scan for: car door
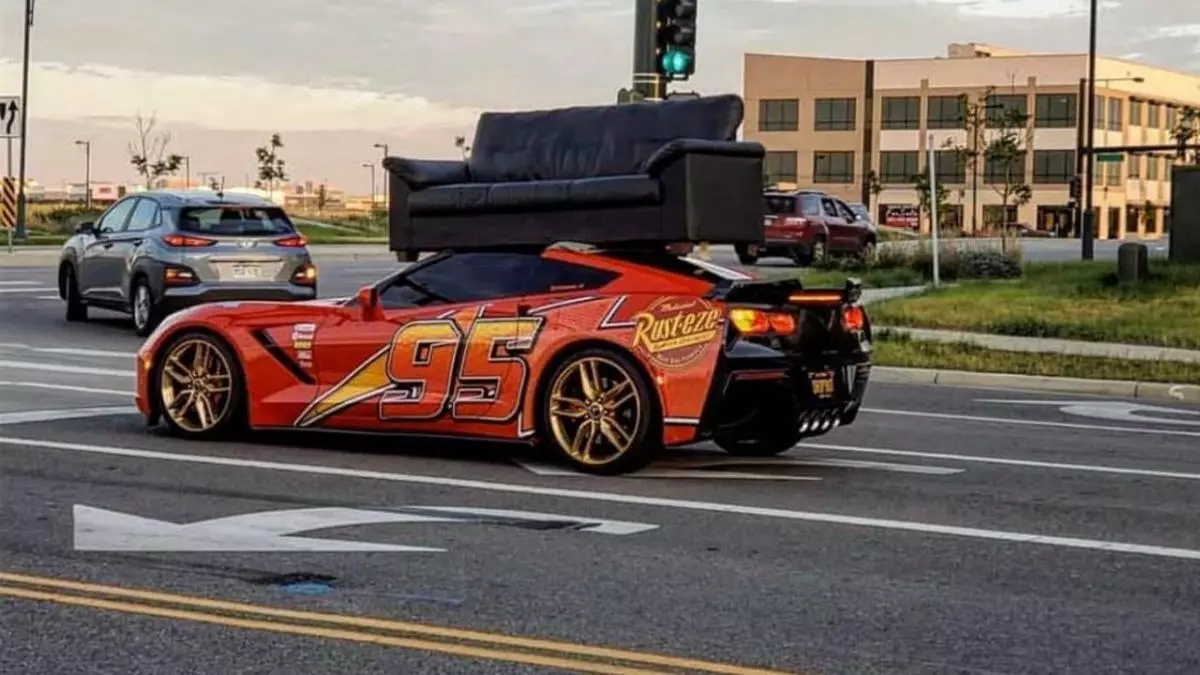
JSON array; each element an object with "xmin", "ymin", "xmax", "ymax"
[
  {"xmin": 105, "ymin": 197, "xmax": 162, "ymax": 306},
  {"xmin": 833, "ymin": 199, "xmax": 868, "ymax": 251},
  {"xmin": 79, "ymin": 197, "xmax": 138, "ymax": 302},
  {"xmin": 819, "ymin": 196, "xmax": 851, "ymax": 252},
  {"xmin": 296, "ymin": 252, "xmax": 554, "ymax": 433}
]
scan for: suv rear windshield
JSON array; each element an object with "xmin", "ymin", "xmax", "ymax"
[
  {"xmin": 763, "ymin": 195, "xmax": 795, "ymax": 215},
  {"xmin": 177, "ymin": 206, "xmax": 295, "ymax": 236}
]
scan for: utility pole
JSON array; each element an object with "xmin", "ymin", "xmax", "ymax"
[
  {"xmin": 74, "ymin": 140, "xmax": 91, "ymax": 208},
  {"xmin": 15, "ymin": 0, "xmax": 34, "ymax": 240},
  {"xmin": 1073, "ymin": 78, "xmax": 1087, "ymax": 239},
  {"xmin": 183, "ymin": 155, "xmax": 191, "ymax": 189},
  {"xmin": 1082, "ymin": 0, "xmax": 1099, "ymax": 260}
]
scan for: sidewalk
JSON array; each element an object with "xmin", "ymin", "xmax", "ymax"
[{"xmin": 880, "ymin": 326, "xmax": 1200, "ymax": 364}]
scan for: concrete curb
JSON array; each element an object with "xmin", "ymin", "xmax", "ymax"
[
  {"xmin": 872, "ymin": 366, "xmax": 1200, "ymax": 403},
  {"xmin": 879, "ymin": 326, "xmax": 1200, "ymax": 364}
]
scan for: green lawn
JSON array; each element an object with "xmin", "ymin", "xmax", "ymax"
[
  {"xmin": 869, "ymin": 261, "xmax": 1200, "ymax": 349},
  {"xmin": 874, "ymin": 331, "xmax": 1200, "ymax": 385}
]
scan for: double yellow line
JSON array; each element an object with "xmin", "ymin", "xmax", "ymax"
[{"xmin": 0, "ymin": 572, "xmax": 795, "ymax": 674}]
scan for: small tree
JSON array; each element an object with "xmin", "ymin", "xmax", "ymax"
[
  {"xmin": 913, "ymin": 171, "xmax": 949, "ymax": 233},
  {"xmin": 255, "ymin": 133, "xmax": 288, "ymax": 192},
  {"xmin": 316, "ymin": 183, "xmax": 328, "ymax": 213},
  {"xmin": 453, "ymin": 135, "xmax": 471, "ymax": 159},
  {"xmin": 865, "ymin": 169, "xmax": 883, "ymax": 208},
  {"xmin": 1171, "ymin": 106, "xmax": 1199, "ymax": 164},
  {"xmin": 128, "ymin": 111, "xmax": 183, "ymax": 190},
  {"xmin": 983, "ymin": 105, "xmax": 1033, "ymax": 228}
]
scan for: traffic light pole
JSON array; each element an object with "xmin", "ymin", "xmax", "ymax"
[
  {"xmin": 632, "ymin": 0, "xmax": 666, "ymax": 100},
  {"xmin": 1081, "ymin": 0, "xmax": 1098, "ymax": 261}
]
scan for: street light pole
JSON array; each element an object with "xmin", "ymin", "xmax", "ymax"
[
  {"xmin": 1082, "ymin": 0, "xmax": 1099, "ymax": 260},
  {"xmin": 15, "ymin": 0, "xmax": 34, "ymax": 240},
  {"xmin": 373, "ymin": 143, "xmax": 389, "ymax": 208},
  {"xmin": 362, "ymin": 162, "xmax": 376, "ymax": 207},
  {"xmin": 74, "ymin": 140, "xmax": 91, "ymax": 209}
]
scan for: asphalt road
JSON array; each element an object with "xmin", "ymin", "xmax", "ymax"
[{"xmin": 3, "ymin": 261, "xmax": 1200, "ymax": 674}]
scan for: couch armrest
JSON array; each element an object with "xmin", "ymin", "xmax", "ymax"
[
  {"xmin": 383, "ymin": 157, "xmax": 470, "ymax": 189},
  {"xmin": 642, "ymin": 140, "xmax": 765, "ymax": 176}
]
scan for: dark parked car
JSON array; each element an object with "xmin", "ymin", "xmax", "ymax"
[
  {"xmin": 58, "ymin": 190, "xmax": 317, "ymax": 335},
  {"xmin": 737, "ymin": 190, "xmax": 877, "ymax": 266}
]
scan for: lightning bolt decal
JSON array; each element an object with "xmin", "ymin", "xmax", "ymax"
[{"xmin": 295, "ymin": 346, "xmax": 393, "ymax": 427}]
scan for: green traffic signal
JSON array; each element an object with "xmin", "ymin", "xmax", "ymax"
[{"xmin": 661, "ymin": 49, "xmax": 692, "ymax": 75}]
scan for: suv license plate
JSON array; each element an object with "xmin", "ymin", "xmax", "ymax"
[{"xmin": 232, "ymin": 265, "xmax": 261, "ymax": 280}]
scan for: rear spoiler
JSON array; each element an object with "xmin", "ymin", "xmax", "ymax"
[{"xmin": 707, "ymin": 277, "xmax": 863, "ymax": 306}]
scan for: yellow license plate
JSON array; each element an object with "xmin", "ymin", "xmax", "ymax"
[{"xmin": 810, "ymin": 371, "xmax": 835, "ymax": 398}]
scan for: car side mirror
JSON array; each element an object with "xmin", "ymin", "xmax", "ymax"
[
  {"xmin": 75, "ymin": 221, "xmax": 95, "ymax": 235},
  {"xmin": 356, "ymin": 285, "xmax": 384, "ymax": 321}
]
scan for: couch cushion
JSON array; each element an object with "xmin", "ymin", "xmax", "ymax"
[
  {"xmin": 468, "ymin": 95, "xmax": 744, "ymax": 183},
  {"xmin": 410, "ymin": 176, "xmax": 660, "ymax": 215}
]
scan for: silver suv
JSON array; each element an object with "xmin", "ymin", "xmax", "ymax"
[{"xmin": 58, "ymin": 190, "xmax": 317, "ymax": 335}]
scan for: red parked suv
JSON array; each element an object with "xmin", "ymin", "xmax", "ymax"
[{"xmin": 736, "ymin": 190, "xmax": 877, "ymax": 266}]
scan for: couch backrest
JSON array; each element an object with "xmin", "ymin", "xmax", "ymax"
[{"xmin": 468, "ymin": 94, "xmax": 744, "ymax": 183}]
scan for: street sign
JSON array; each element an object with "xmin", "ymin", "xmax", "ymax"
[
  {"xmin": 73, "ymin": 504, "xmax": 657, "ymax": 552},
  {"xmin": 1095, "ymin": 152, "xmax": 1123, "ymax": 162},
  {"xmin": 0, "ymin": 97, "xmax": 21, "ymax": 139},
  {"xmin": 1, "ymin": 177, "xmax": 17, "ymax": 230}
]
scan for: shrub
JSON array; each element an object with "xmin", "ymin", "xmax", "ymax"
[{"xmin": 958, "ymin": 250, "xmax": 1022, "ymax": 280}]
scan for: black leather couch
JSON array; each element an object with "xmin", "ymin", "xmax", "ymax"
[{"xmin": 384, "ymin": 94, "xmax": 766, "ymax": 255}]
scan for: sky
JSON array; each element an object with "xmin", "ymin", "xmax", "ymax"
[{"xmin": 0, "ymin": 0, "xmax": 1197, "ymax": 194}]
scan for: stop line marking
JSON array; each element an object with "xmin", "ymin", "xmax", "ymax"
[{"xmin": 5, "ymin": 434, "xmax": 1200, "ymax": 561}]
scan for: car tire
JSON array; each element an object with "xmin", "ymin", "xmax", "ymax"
[
  {"xmin": 715, "ymin": 423, "xmax": 802, "ymax": 456},
  {"xmin": 794, "ymin": 237, "xmax": 826, "ymax": 266},
  {"xmin": 538, "ymin": 347, "xmax": 660, "ymax": 475},
  {"xmin": 858, "ymin": 239, "xmax": 876, "ymax": 263},
  {"xmin": 154, "ymin": 331, "xmax": 246, "ymax": 440},
  {"xmin": 62, "ymin": 265, "xmax": 87, "ymax": 322},
  {"xmin": 735, "ymin": 244, "xmax": 760, "ymax": 266},
  {"xmin": 131, "ymin": 277, "xmax": 161, "ymax": 337}
]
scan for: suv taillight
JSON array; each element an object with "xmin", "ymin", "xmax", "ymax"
[
  {"xmin": 162, "ymin": 233, "xmax": 216, "ymax": 247},
  {"xmin": 276, "ymin": 235, "xmax": 308, "ymax": 248}
]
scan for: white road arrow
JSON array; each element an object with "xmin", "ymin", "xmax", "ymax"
[
  {"xmin": 73, "ymin": 504, "xmax": 658, "ymax": 552},
  {"xmin": 976, "ymin": 399, "xmax": 1200, "ymax": 427}
]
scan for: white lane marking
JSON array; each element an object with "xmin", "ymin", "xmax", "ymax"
[
  {"xmin": 516, "ymin": 460, "xmax": 821, "ymax": 481},
  {"xmin": 0, "ymin": 360, "xmax": 132, "ymax": 378},
  {"xmin": 801, "ymin": 441, "xmax": 1200, "ymax": 482},
  {"xmin": 0, "ymin": 407, "xmax": 135, "ymax": 426},
  {"xmin": 975, "ymin": 399, "xmax": 1200, "ymax": 427},
  {"xmin": 863, "ymin": 407, "xmax": 1200, "ymax": 439},
  {"xmin": 0, "ymin": 344, "xmax": 137, "ymax": 359},
  {"xmin": 783, "ymin": 457, "xmax": 962, "ymax": 475},
  {"xmin": 0, "ymin": 287, "xmax": 57, "ymax": 294},
  {"xmin": 0, "ymin": 381, "xmax": 131, "ymax": 397},
  {"xmin": 0, "ymin": 281, "xmax": 37, "ymax": 286},
  {"xmin": 6, "ymin": 435, "xmax": 1200, "ymax": 561},
  {"xmin": 37, "ymin": 296, "xmax": 61, "ymax": 300}
]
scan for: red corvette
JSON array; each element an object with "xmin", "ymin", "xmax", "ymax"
[{"xmin": 135, "ymin": 246, "xmax": 872, "ymax": 474}]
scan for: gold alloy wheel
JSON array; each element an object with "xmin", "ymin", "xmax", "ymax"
[
  {"xmin": 548, "ymin": 356, "xmax": 642, "ymax": 466},
  {"xmin": 158, "ymin": 338, "xmax": 234, "ymax": 433}
]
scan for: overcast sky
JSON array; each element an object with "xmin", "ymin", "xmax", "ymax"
[{"xmin": 0, "ymin": 0, "xmax": 1196, "ymax": 193}]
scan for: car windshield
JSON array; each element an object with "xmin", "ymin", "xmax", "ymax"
[
  {"xmin": 177, "ymin": 206, "xmax": 295, "ymax": 236},
  {"xmin": 848, "ymin": 203, "xmax": 869, "ymax": 218}
]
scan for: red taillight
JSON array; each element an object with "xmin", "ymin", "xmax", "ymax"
[
  {"xmin": 291, "ymin": 263, "xmax": 317, "ymax": 286},
  {"xmin": 842, "ymin": 305, "xmax": 866, "ymax": 332},
  {"xmin": 782, "ymin": 217, "xmax": 808, "ymax": 228},
  {"xmin": 729, "ymin": 308, "xmax": 796, "ymax": 336},
  {"xmin": 162, "ymin": 233, "xmax": 216, "ymax": 247},
  {"xmin": 788, "ymin": 291, "xmax": 843, "ymax": 305},
  {"xmin": 276, "ymin": 235, "xmax": 308, "ymax": 247}
]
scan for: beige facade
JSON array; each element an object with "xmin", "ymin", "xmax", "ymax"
[{"xmin": 744, "ymin": 43, "xmax": 1200, "ymax": 239}]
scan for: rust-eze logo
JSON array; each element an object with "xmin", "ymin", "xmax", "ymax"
[{"xmin": 631, "ymin": 297, "xmax": 721, "ymax": 368}]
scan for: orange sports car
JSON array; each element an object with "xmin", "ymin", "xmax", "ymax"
[{"xmin": 134, "ymin": 246, "xmax": 872, "ymax": 474}]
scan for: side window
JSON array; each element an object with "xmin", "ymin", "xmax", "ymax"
[
  {"xmin": 820, "ymin": 198, "xmax": 841, "ymax": 219},
  {"xmin": 799, "ymin": 194, "xmax": 823, "ymax": 217},
  {"xmin": 834, "ymin": 200, "xmax": 857, "ymax": 222},
  {"xmin": 123, "ymin": 199, "xmax": 161, "ymax": 232},
  {"xmin": 95, "ymin": 198, "xmax": 138, "ymax": 234},
  {"xmin": 379, "ymin": 253, "xmax": 617, "ymax": 310}
]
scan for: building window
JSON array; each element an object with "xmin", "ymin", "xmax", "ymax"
[
  {"xmin": 934, "ymin": 150, "xmax": 965, "ymax": 184},
  {"xmin": 758, "ymin": 99, "xmax": 799, "ymax": 132},
  {"xmin": 1107, "ymin": 98, "xmax": 1122, "ymax": 131},
  {"xmin": 1035, "ymin": 93, "xmax": 1077, "ymax": 128},
  {"xmin": 928, "ymin": 96, "xmax": 965, "ymax": 129},
  {"xmin": 813, "ymin": 151, "xmax": 854, "ymax": 183},
  {"xmin": 984, "ymin": 152, "xmax": 1027, "ymax": 184},
  {"xmin": 1128, "ymin": 154, "xmax": 1141, "ymax": 179},
  {"xmin": 764, "ymin": 151, "xmax": 798, "ymax": 183},
  {"xmin": 881, "ymin": 96, "xmax": 920, "ymax": 130},
  {"xmin": 1147, "ymin": 155, "xmax": 1160, "ymax": 181},
  {"xmin": 1167, "ymin": 105, "xmax": 1178, "ymax": 129},
  {"xmin": 1146, "ymin": 205, "xmax": 1158, "ymax": 233},
  {"xmin": 983, "ymin": 205, "xmax": 1018, "ymax": 227},
  {"xmin": 1033, "ymin": 150, "xmax": 1074, "ymax": 184},
  {"xmin": 880, "ymin": 151, "xmax": 919, "ymax": 183},
  {"xmin": 986, "ymin": 94, "xmax": 1027, "ymax": 124},
  {"xmin": 1130, "ymin": 100, "xmax": 1143, "ymax": 126},
  {"xmin": 814, "ymin": 98, "xmax": 856, "ymax": 131},
  {"xmin": 1148, "ymin": 102, "xmax": 1161, "ymax": 128},
  {"xmin": 1105, "ymin": 159, "xmax": 1122, "ymax": 187}
]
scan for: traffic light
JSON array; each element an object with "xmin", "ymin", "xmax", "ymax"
[
  {"xmin": 655, "ymin": 0, "xmax": 697, "ymax": 81},
  {"xmin": 1068, "ymin": 175, "xmax": 1081, "ymax": 201}
]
